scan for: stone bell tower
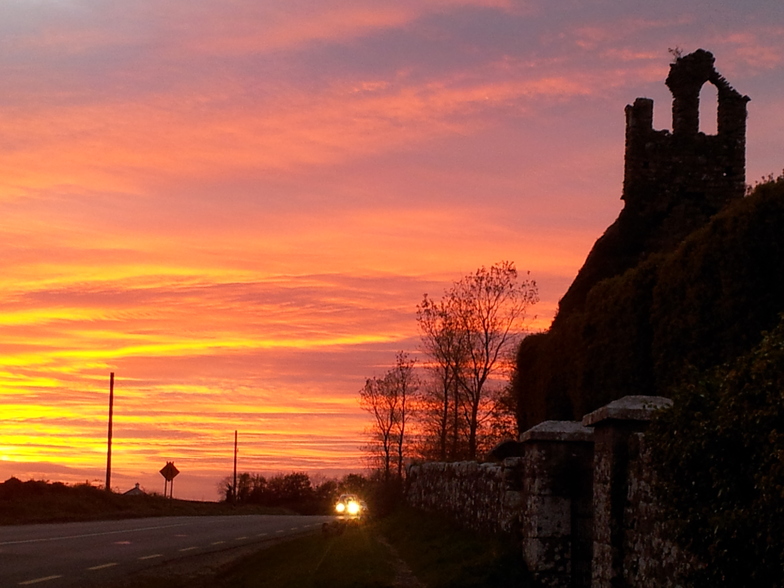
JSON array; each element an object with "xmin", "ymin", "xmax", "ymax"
[
  {"xmin": 556, "ymin": 49, "xmax": 749, "ymax": 317},
  {"xmin": 622, "ymin": 49, "xmax": 749, "ymax": 224}
]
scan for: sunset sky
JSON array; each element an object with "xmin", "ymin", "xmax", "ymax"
[{"xmin": 2, "ymin": 0, "xmax": 784, "ymax": 500}]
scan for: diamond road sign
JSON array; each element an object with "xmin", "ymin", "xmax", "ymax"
[{"xmin": 159, "ymin": 462, "xmax": 180, "ymax": 481}]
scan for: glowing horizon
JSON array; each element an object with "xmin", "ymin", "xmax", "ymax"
[{"xmin": 2, "ymin": 0, "xmax": 784, "ymax": 499}]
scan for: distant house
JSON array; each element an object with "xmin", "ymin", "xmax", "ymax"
[{"xmin": 123, "ymin": 483, "xmax": 145, "ymax": 496}]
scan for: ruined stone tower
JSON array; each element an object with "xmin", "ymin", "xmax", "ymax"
[
  {"xmin": 555, "ymin": 49, "xmax": 749, "ymax": 317},
  {"xmin": 623, "ymin": 48, "xmax": 750, "ymax": 224}
]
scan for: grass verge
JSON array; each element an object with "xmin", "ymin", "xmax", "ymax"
[
  {"xmin": 378, "ymin": 507, "xmax": 532, "ymax": 588},
  {"xmin": 215, "ymin": 507, "xmax": 534, "ymax": 588},
  {"xmin": 214, "ymin": 521, "xmax": 397, "ymax": 588}
]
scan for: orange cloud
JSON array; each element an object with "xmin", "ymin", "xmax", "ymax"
[{"xmin": 4, "ymin": 0, "xmax": 782, "ymax": 500}]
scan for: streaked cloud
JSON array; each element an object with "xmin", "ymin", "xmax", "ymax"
[{"xmin": 1, "ymin": 0, "xmax": 784, "ymax": 498}]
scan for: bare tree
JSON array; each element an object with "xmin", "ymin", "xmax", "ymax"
[
  {"xmin": 416, "ymin": 296, "xmax": 469, "ymax": 460},
  {"xmin": 359, "ymin": 352, "xmax": 418, "ymax": 481},
  {"xmin": 417, "ymin": 261, "xmax": 538, "ymax": 460}
]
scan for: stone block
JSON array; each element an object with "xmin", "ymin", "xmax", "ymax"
[
  {"xmin": 523, "ymin": 536, "xmax": 571, "ymax": 574},
  {"xmin": 523, "ymin": 495, "xmax": 571, "ymax": 537}
]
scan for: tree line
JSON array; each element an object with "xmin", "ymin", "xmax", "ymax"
[
  {"xmin": 359, "ymin": 261, "xmax": 538, "ymax": 481},
  {"xmin": 218, "ymin": 471, "xmax": 371, "ymax": 515}
]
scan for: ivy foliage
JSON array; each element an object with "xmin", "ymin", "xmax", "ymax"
[
  {"xmin": 648, "ymin": 315, "xmax": 784, "ymax": 587},
  {"xmin": 516, "ymin": 174, "xmax": 784, "ymax": 430}
]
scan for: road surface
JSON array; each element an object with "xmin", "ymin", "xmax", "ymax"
[{"xmin": 0, "ymin": 514, "xmax": 333, "ymax": 587}]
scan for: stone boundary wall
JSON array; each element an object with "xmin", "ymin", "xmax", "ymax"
[
  {"xmin": 621, "ymin": 432, "xmax": 700, "ymax": 585},
  {"xmin": 406, "ymin": 459, "xmax": 523, "ymax": 535},
  {"xmin": 406, "ymin": 396, "xmax": 697, "ymax": 588}
]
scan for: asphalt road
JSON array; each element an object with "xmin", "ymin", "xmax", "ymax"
[{"xmin": 0, "ymin": 514, "xmax": 333, "ymax": 587}]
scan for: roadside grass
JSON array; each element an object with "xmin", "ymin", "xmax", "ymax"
[
  {"xmin": 378, "ymin": 507, "xmax": 533, "ymax": 588},
  {"xmin": 214, "ymin": 521, "xmax": 397, "ymax": 588},
  {"xmin": 215, "ymin": 507, "xmax": 535, "ymax": 588}
]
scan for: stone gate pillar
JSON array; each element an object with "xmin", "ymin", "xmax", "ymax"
[
  {"xmin": 520, "ymin": 421, "xmax": 594, "ymax": 588},
  {"xmin": 583, "ymin": 396, "xmax": 672, "ymax": 588}
]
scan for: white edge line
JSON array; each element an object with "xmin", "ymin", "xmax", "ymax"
[
  {"xmin": 18, "ymin": 576, "xmax": 63, "ymax": 586},
  {"xmin": 87, "ymin": 562, "xmax": 118, "ymax": 571},
  {"xmin": 1, "ymin": 522, "xmax": 190, "ymax": 547}
]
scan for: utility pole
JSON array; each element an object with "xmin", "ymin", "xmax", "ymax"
[
  {"xmin": 105, "ymin": 372, "xmax": 115, "ymax": 493},
  {"xmin": 233, "ymin": 430, "xmax": 238, "ymax": 504}
]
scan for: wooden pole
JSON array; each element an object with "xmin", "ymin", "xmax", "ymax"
[
  {"xmin": 105, "ymin": 372, "xmax": 115, "ymax": 492},
  {"xmin": 233, "ymin": 430, "xmax": 238, "ymax": 504}
]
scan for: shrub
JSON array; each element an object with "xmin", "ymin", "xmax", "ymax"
[{"xmin": 649, "ymin": 315, "xmax": 784, "ymax": 587}]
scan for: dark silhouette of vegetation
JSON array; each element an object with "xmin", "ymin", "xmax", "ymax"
[
  {"xmin": 648, "ymin": 313, "xmax": 784, "ymax": 587},
  {"xmin": 516, "ymin": 174, "xmax": 784, "ymax": 430},
  {"xmin": 416, "ymin": 261, "xmax": 538, "ymax": 460},
  {"xmin": 218, "ymin": 471, "xmax": 345, "ymax": 515},
  {"xmin": 359, "ymin": 352, "xmax": 418, "ymax": 482},
  {"xmin": 215, "ymin": 471, "xmax": 401, "ymax": 517},
  {"xmin": 0, "ymin": 477, "xmax": 276, "ymax": 525}
]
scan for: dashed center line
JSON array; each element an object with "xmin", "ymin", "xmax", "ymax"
[
  {"xmin": 87, "ymin": 563, "xmax": 118, "ymax": 571},
  {"xmin": 18, "ymin": 576, "xmax": 63, "ymax": 586},
  {"xmin": 11, "ymin": 519, "xmax": 322, "ymax": 587}
]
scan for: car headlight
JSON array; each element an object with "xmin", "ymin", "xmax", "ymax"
[
  {"xmin": 335, "ymin": 502, "xmax": 346, "ymax": 513},
  {"xmin": 347, "ymin": 501, "xmax": 360, "ymax": 515}
]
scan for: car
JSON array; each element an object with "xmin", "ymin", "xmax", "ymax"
[{"xmin": 334, "ymin": 493, "xmax": 365, "ymax": 518}]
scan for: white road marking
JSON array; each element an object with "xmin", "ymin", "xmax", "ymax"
[
  {"xmin": 18, "ymin": 576, "xmax": 63, "ymax": 585},
  {"xmin": 235, "ymin": 536, "xmax": 248, "ymax": 540},
  {"xmin": 0, "ymin": 522, "xmax": 190, "ymax": 546},
  {"xmin": 138, "ymin": 554, "xmax": 163, "ymax": 560},
  {"xmin": 178, "ymin": 546, "xmax": 198, "ymax": 552},
  {"xmin": 87, "ymin": 563, "xmax": 118, "ymax": 571},
  {"xmin": 211, "ymin": 541, "xmax": 226, "ymax": 545},
  {"xmin": 275, "ymin": 529, "xmax": 284, "ymax": 534},
  {"xmin": 256, "ymin": 533, "xmax": 268, "ymax": 537}
]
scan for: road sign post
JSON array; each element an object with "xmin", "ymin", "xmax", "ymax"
[{"xmin": 160, "ymin": 461, "xmax": 180, "ymax": 499}]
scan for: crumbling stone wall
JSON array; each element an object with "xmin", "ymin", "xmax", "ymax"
[
  {"xmin": 407, "ymin": 397, "xmax": 700, "ymax": 588},
  {"xmin": 406, "ymin": 459, "xmax": 523, "ymax": 535}
]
